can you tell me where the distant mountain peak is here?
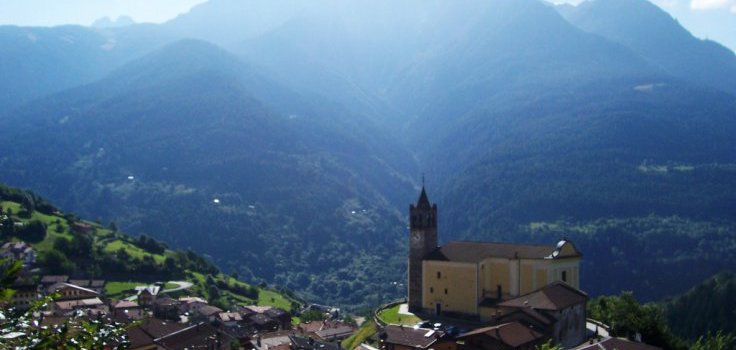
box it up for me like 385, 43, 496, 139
91, 15, 136, 28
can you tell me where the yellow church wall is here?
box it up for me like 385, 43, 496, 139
546, 258, 581, 289
520, 263, 533, 294
479, 258, 512, 299
536, 269, 548, 288
423, 261, 478, 315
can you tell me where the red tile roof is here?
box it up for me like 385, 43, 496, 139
458, 321, 545, 348
382, 325, 444, 349
498, 282, 587, 311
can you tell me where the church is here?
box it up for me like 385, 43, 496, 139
408, 186, 582, 320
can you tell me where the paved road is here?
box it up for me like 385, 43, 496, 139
161, 281, 194, 293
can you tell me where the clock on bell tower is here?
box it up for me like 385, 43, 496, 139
408, 185, 437, 312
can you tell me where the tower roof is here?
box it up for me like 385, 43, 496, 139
416, 186, 431, 208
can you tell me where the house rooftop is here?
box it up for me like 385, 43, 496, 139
381, 325, 445, 349
458, 321, 546, 348
498, 282, 588, 311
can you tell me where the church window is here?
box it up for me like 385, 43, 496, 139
430, 287, 434, 293
437, 272, 441, 279
562, 271, 567, 282
444, 288, 448, 295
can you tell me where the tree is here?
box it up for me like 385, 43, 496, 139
0, 257, 22, 302
301, 309, 327, 322
691, 331, 735, 350
588, 292, 686, 350
40, 250, 75, 274
16, 219, 46, 242
535, 340, 563, 350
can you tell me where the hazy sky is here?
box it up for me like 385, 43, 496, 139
0, 0, 206, 26
0, 0, 734, 51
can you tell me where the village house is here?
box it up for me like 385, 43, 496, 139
179, 296, 209, 313
155, 322, 236, 350
137, 285, 161, 307
69, 279, 106, 294
112, 300, 146, 321
289, 335, 340, 350
47, 282, 100, 300
195, 304, 224, 322
379, 325, 456, 350
152, 296, 182, 320
456, 322, 546, 350
216, 311, 245, 327
1, 241, 36, 266
40, 275, 69, 290
496, 282, 588, 348
10, 281, 40, 310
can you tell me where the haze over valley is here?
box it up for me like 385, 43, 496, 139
1, 0, 735, 312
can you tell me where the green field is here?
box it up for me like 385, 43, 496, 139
105, 281, 144, 299
103, 239, 165, 263
376, 304, 420, 325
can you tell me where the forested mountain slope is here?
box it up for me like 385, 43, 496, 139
0, 0, 735, 308
0, 39, 415, 309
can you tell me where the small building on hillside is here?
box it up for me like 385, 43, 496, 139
137, 286, 160, 307
10, 282, 40, 310
40, 275, 69, 289
69, 279, 106, 294
1, 241, 36, 266
47, 282, 100, 301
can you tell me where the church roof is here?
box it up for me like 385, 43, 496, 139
423, 240, 580, 263
415, 186, 432, 208
497, 282, 588, 311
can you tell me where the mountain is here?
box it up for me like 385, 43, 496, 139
557, 0, 736, 95
0, 24, 179, 112
1, 0, 736, 308
0, 39, 415, 309
91, 16, 136, 28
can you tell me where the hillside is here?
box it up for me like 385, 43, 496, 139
0, 182, 299, 311
664, 271, 736, 340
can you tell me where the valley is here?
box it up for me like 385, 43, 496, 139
0, 0, 735, 315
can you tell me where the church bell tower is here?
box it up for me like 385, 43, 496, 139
408, 186, 438, 312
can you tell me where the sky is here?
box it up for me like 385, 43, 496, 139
0, 0, 734, 52
0, 0, 206, 26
